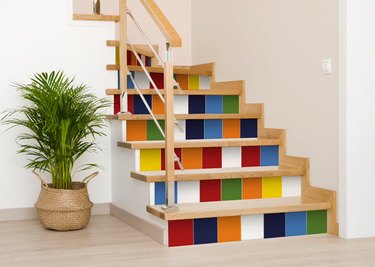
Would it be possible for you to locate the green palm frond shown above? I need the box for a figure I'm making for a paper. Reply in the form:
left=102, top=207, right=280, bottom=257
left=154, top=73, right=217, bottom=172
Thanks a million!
left=1, top=71, right=110, bottom=189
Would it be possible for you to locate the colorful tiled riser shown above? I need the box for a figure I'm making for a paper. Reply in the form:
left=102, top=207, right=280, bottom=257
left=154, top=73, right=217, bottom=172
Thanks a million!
left=168, top=210, right=327, bottom=247
left=138, top=145, right=279, bottom=171
left=126, top=118, right=254, bottom=141
left=150, top=176, right=301, bottom=205
left=116, top=49, right=153, bottom=67
left=126, top=94, right=239, bottom=115
left=113, top=71, right=213, bottom=114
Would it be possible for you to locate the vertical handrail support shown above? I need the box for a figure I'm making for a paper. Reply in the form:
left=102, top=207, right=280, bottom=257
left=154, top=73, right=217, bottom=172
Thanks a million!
left=119, top=0, right=128, bottom=114
left=163, top=43, right=178, bottom=211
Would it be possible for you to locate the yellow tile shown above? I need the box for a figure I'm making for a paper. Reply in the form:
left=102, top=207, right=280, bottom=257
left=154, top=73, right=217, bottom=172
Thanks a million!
left=140, top=149, right=161, bottom=171
left=262, top=177, right=282, bottom=198
left=188, top=75, right=200, bottom=90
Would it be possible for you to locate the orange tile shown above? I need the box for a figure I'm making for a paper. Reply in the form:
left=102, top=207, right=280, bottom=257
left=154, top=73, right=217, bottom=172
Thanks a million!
left=223, top=119, right=240, bottom=138
left=243, top=178, right=262, bottom=199
left=182, top=148, right=202, bottom=169
left=175, top=74, right=189, bottom=90
left=218, top=216, right=241, bottom=243
left=126, top=120, right=147, bottom=141
left=152, top=95, right=165, bottom=115
left=131, top=53, right=137, bottom=66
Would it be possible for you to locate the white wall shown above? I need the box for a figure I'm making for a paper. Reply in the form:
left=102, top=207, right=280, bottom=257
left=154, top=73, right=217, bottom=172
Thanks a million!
left=192, top=0, right=339, bottom=191
left=73, top=0, right=192, bottom=65
left=0, top=0, right=116, bottom=209
left=339, top=0, right=375, bottom=238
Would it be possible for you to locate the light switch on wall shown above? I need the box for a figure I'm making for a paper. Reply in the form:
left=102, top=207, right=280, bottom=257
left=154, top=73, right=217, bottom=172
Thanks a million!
left=322, top=59, right=332, bottom=74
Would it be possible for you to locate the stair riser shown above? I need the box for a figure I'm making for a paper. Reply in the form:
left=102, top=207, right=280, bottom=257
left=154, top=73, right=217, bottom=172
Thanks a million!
left=120, top=71, right=210, bottom=90
left=168, top=210, right=328, bottom=247
left=150, top=176, right=301, bottom=205
left=137, top=146, right=279, bottom=172
left=126, top=119, right=258, bottom=141
left=115, top=49, right=153, bottom=67
left=120, top=95, right=240, bottom=115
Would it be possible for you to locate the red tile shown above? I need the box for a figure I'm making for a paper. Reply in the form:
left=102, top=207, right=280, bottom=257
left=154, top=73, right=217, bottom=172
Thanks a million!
left=127, top=95, right=134, bottom=114
left=200, top=180, right=221, bottom=202
left=242, top=146, right=260, bottom=167
left=114, top=95, right=120, bottom=114
left=150, top=73, right=164, bottom=89
left=168, top=219, right=194, bottom=247
left=202, top=147, right=222, bottom=169
left=161, top=148, right=182, bottom=171
left=127, top=51, right=132, bottom=66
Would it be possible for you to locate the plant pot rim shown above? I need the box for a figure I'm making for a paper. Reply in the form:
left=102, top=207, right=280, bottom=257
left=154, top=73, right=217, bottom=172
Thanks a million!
left=41, top=182, right=88, bottom=192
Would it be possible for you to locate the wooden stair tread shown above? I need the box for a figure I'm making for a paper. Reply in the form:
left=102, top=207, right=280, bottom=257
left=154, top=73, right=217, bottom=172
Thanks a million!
left=106, top=88, right=241, bottom=96
left=118, top=138, right=280, bottom=149
left=106, top=65, right=213, bottom=76
left=106, top=41, right=155, bottom=58
left=131, top=166, right=304, bottom=182
left=147, top=197, right=331, bottom=221
left=115, top=113, right=260, bottom=120
left=73, top=14, right=120, bottom=22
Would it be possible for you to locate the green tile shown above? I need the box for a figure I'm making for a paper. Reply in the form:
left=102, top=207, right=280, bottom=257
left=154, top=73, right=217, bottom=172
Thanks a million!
left=222, top=179, right=242, bottom=201
left=147, top=120, right=165, bottom=140
left=307, top=210, right=327, bottom=234
left=223, top=96, right=239, bottom=114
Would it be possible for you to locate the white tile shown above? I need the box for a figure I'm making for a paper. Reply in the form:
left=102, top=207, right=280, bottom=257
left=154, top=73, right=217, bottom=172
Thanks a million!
left=149, top=183, right=155, bottom=206
left=122, top=121, right=127, bottom=142
left=222, top=147, right=242, bottom=168
left=199, top=76, right=210, bottom=90
left=177, top=181, right=200, bottom=203
left=134, top=149, right=140, bottom=172
left=134, top=72, right=150, bottom=89
left=141, top=55, right=146, bottom=66
left=241, top=214, right=264, bottom=240
left=282, top=176, right=302, bottom=197
left=174, top=120, right=186, bottom=141
left=174, top=95, right=189, bottom=114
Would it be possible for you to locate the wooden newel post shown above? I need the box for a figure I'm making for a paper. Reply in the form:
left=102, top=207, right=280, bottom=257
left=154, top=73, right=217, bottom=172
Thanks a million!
left=119, top=0, right=128, bottom=113
left=164, top=44, right=177, bottom=210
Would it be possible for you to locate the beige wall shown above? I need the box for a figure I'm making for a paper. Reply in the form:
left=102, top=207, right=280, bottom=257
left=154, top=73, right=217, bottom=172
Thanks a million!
left=73, top=0, right=192, bottom=65
left=192, top=0, right=338, bottom=190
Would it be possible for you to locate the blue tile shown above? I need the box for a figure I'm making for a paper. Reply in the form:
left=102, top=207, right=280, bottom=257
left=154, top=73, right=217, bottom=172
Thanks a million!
left=127, top=71, right=135, bottom=89
left=264, top=213, right=285, bottom=238
left=204, top=120, right=223, bottom=139
left=206, top=96, right=223, bottom=114
left=133, top=95, right=152, bottom=114
left=117, top=71, right=121, bottom=89
left=154, top=182, right=178, bottom=205
left=260, top=146, right=279, bottom=166
left=186, top=120, right=204, bottom=139
left=286, top=212, right=307, bottom=236
left=240, top=119, right=258, bottom=138
left=188, top=96, right=205, bottom=114
left=194, top=218, right=218, bottom=244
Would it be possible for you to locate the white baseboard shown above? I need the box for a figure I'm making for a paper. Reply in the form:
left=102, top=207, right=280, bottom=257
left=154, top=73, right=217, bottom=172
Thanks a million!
left=110, top=204, right=165, bottom=245
left=0, top=203, right=110, bottom=222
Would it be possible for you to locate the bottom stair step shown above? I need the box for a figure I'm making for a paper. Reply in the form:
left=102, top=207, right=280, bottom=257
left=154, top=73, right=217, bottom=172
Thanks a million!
left=147, top=196, right=331, bottom=220
left=147, top=197, right=331, bottom=247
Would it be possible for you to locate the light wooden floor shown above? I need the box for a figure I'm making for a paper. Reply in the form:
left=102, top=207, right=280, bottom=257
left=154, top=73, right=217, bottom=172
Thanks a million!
left=1, top=216, right=375, bottom=267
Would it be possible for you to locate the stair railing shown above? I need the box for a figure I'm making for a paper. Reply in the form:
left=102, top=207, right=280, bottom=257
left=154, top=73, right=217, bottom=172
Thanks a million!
left=127, top=40, right=184, bottom=132
left=127, top=10, right=184, bottom=95
left=118, top=0, right=182, bottom=210
left=127, top=72, right=184, bottom=171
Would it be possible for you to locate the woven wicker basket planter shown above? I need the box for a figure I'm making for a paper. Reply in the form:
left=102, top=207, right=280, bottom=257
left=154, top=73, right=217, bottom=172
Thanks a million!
left=34, top=172, right=97, bottom=231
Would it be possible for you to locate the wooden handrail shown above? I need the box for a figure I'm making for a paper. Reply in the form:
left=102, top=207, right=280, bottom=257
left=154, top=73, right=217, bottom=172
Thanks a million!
left=140, top=0, right=182, bottom=47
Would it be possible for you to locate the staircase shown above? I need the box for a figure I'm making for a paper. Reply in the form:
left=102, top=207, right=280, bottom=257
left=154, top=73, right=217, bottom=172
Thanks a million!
left=73, top=0, right=337, bottom=247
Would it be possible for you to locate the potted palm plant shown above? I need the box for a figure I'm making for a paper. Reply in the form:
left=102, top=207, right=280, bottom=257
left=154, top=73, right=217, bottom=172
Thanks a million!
left=2, top=71, right=109, bottom=231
